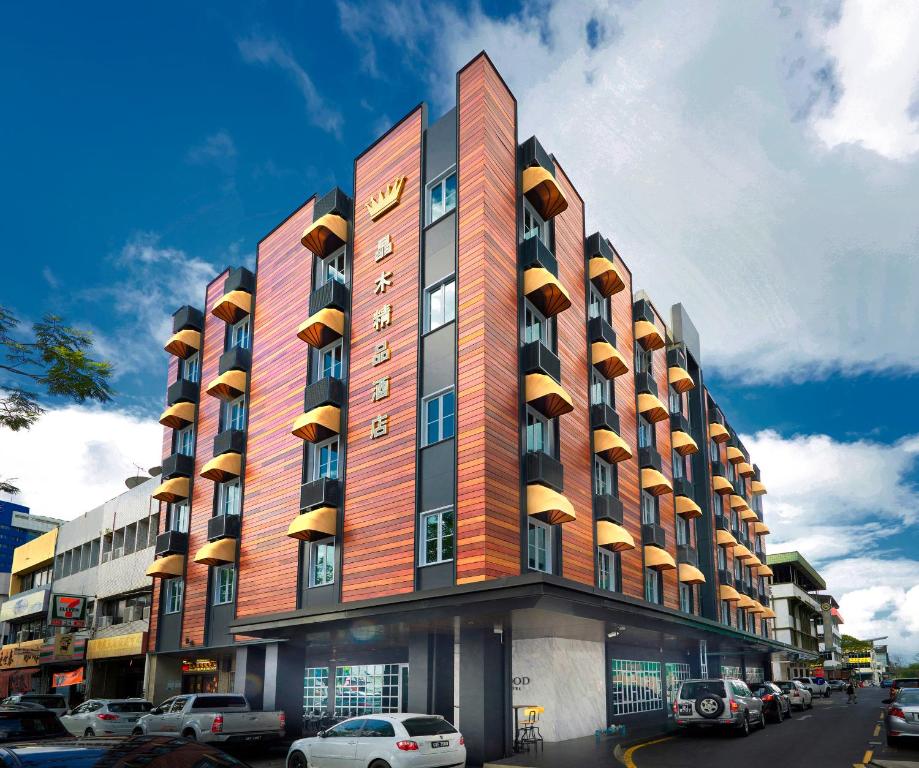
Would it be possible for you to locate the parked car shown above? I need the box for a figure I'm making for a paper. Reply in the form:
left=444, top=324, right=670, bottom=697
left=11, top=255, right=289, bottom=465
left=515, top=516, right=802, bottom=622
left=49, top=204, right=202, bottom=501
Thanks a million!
left=752, top=681, right=792, bottom=722
left=775, top=680, right=813, bottom=711
left=794, top=676, right=830, bottom=698
left=0, top=734, right=252, bottom=766
left=134, top=693, right=284, bottom=744
left=287, top=714, right=466, bottom=768
left=891, top=679, right=919, bottom=698
left=673, top=678, right=766, bottom=736
left=884, top=687, right=919, bottom=747
left=0, top=705, right=71, bottom=742
left=0, top=694, right=68, bottom=717
left=60, top=698, right=153, bottom=736
left=827, top=679, right=846, bottom=692
left=882, top=679, right=894, bottom=688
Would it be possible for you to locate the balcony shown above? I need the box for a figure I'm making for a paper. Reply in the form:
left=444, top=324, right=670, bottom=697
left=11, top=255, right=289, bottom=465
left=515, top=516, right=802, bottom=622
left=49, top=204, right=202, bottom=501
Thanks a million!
left=523, top=265, right=571, bottom=318
left=527, top=483, right=576, bottom=525
left=304, top=377, right=346, bottom=412
left=638, top=446, right=662, bottom=471
left=642, top=523, right=666, bottom=549
left=167, top=378, right=198, bottom=406
left=300, top=477, right=341, bottom=512
left=770, top=581, right=823, bottom=614
left=299, top=281, right=349, bottom=348
left=590, top=404, right=620, bottom=434
left=309, top=278, right=349, bottom=316
left=667, top=347, right=694, bottom=393
left=633, top=299, right=664, bottom=351
left=525, top=451, right=564, bottom=492
left=301, top=188, right=352, bottom=257
left=521, top=340, right=561, bottom=383
left=525, top=373, right=573, bottom=419
left=593, top=493, right=624, bottom=526
left=635, top=371, right=658, bottom=398
left=214, top=428, right=245, bottom=457
left=205, top=370, right=247, bottom=401
left=207, top=514, right=241, bottom=542
left=585, top=233, right=625, bottom=297
left=519, top=235, right=558, bottom=277
left=218, top=346, right=251, bottom=375
left=520, top=138, right=568, bottom=219
left=161, top=452, right=194, bottom=480
left=677, top=545, right=699, bottom=567
left=155, top=530, right=188, bottom=557
left=288, top=506, right=338, bottom=541
left=718, top=569, right=734, bottom=587
left=588, top=316, right=628, bottom=380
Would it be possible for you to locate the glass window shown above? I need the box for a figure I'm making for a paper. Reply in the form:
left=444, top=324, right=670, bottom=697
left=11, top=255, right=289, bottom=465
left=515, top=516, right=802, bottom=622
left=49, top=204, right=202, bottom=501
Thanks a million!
left=420, top=507, right=454, bottom=565
left=317, top=340, right=343, bottom=381
left=672, top=451, right=684, bottom=479
left=213, top=564, right=236, bottom=605
left=523, top=300, right=550, bottom=345
left=424, top=278, right=456, bottom=332
left=736, top=609, right=747, bottom=631
left=668, top=386, right=682, bottom=415
left=527, top=520, right=551, bottom=573
left=641, top=491, right=657, bottom=525
left=721, top=600, right=731, bottom=625
left=334, top=664, right=404, bottom=716
left=634, top=345, right=652, bottom=375
left=644, top=568, right=661, bottom=604
left=303, top=667, right=329, bottom=716
left=164, top=578, right=183, bottom=614
left=231, top=317, right=250, bottom=350
left=169, top=502, right=189, bottom=533
left=712, top=492, right=723, bottom=516
left=309, top=538, right=335, bottom=587
left=224, top=397, right=246, bottom=432
left=219, top=479, right=241, bottom=516
left=182, top=353, right=200, bottom=384
left=590, top=369, right=612, bottom=407
left=679, top=583, right=693, bottom=614
left=428, top=171, right=457, bottom=222
left=525, top=407, right=551, bottom=454
left=730, top=508, right=738, bottom=530
left=709, top=438, right=719, bottom=458
left=594, top=456, right=612, bottom=497
left=328, top=718, right=367, bottom=737
left=314, top=437, right=339, bottom=481
left=734, top=557, right=742, bottom=581
left=727, top=461, right=736, bottom=483
left=176, top=426, right=195, bottom=456
left=522, top=200, right=547, bottom=243
left=598, top=548, right=618, bottom=592
left=637, top=416, right=654, bottom=449
left=675, top=515, right=688, bottom=546
left=423, top=390, right=455, bottom=446
left=588, top=285, right=608, bottom=321
left=361, top=718, right=396, bottom=737
left=610, top=659, right=662, bottom=715
left=319, top=247, right=346, bottom=286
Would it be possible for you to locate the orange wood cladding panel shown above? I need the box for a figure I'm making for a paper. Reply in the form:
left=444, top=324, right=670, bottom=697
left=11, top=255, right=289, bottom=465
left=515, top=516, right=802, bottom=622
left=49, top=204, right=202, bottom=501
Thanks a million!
left=553, top=165, right=593, bottom=587
left=236, top=200, right=315, bottom=618
left=455, top=54, right=521, bottom=583
left=611, top=257, right=642, bottom=599
left=341, top=109, right=422, bottom=602
left=181, top=272, right=229, bottom=649
left=650, top=304, right=678, bottom=610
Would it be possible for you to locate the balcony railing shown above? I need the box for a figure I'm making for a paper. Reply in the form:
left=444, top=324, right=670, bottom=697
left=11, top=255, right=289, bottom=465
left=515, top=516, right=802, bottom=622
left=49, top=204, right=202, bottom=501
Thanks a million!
left=521, top=340, right=561, bottom=383
left=642, top=523, right=666, bottom=549
left=166, top=378, right=199, bottom=406
left=304, top=377, right=346, bottom=413
left=213, top=428, right=245, bottom=457
left=525, top=451, right=564, bottom=492
left=309, top=279, right=350, bottom=316
left=155, top=530, right=188, bottom=557
left=590, top=404, right=620, bottom=434
left=638, top=446, right=662, bottom=471
left=635, top=371, right=658, bottom=398
left=300, top=477, right=341, bottom=512
left=593, top=494, right=624, bottom=526
left=207, top=514, right=240, bottom=543
left=519, top=235, right=558, bottom=277
left=677, top=545, right=699, bottom=567
left=161, top=452, right=194, bottom=479
left=219, top=346, right=252, bottom=375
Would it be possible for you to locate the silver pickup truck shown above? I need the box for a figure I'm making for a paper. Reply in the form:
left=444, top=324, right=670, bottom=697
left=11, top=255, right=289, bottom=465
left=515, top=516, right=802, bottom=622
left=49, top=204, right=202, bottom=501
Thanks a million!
left=133, top=693, right=285, bottom=744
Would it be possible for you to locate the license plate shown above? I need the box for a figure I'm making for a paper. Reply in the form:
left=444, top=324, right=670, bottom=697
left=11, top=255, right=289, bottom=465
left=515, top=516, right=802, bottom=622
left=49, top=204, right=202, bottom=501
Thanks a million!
left=679, top=704, right=692, bottom=714
left=431, top=740, right=449, bottom=748
left=245, top=735, right=260, bottom=741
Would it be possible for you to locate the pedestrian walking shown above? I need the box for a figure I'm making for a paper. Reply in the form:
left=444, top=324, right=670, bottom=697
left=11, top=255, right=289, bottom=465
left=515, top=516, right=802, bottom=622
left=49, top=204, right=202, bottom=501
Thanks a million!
left=846, top=679, right=857, bottom=704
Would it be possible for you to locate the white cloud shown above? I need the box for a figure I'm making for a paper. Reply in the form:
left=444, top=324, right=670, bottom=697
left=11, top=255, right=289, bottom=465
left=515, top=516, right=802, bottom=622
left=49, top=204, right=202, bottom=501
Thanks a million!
left=0, top=405, right=161, bottom=520
left=186, top=131, right=237, bottom=169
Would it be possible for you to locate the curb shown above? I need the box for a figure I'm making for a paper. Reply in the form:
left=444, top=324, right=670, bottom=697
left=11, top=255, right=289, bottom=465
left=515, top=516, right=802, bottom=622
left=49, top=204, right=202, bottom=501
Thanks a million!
left=613, top=731, right=676, bottom=766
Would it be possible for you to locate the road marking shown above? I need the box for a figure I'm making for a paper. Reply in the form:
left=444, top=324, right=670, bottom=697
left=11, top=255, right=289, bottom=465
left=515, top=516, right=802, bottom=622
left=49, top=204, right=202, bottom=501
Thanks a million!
left=622, top=736, right=673, bottom=768
left=798, top=715, right=813, bottom=720
left=863, top=750, right=873, bottom=764
left=873, top=724, right=881, bottom=737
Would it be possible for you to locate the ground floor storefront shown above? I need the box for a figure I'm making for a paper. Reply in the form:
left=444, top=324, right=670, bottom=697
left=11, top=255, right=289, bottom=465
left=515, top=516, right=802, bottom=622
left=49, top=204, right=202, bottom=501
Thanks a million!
left=145, top=645, right=246, bottom=704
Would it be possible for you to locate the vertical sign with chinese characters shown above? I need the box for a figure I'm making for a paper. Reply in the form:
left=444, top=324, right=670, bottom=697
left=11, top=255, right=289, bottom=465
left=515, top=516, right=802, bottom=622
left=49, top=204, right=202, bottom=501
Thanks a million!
left=342, top=107, right=423, bottom=601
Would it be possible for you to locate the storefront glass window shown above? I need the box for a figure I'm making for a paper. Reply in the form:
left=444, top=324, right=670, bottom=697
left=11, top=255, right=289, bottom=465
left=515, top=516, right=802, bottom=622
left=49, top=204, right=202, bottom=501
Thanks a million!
left=334, top=664, right=404, bottom=717
left=303, top=667, right=329, bottom=716
left=610, top=659, right=662, bottom=715
left=746, top=667, right=764, bottom=684
left=721, top=664, right=742, bottom=679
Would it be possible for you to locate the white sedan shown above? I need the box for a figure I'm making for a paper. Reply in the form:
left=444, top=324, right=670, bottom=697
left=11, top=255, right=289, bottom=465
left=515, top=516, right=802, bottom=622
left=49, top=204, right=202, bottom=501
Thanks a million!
left=287, top=713, right=465, bottom=768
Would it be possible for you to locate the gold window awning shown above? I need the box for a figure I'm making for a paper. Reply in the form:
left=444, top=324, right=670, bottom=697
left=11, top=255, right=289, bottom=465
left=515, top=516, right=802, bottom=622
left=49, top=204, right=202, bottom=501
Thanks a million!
left=526, top=483, right=576, bottom=525
left=152, top=477, right=190, bottom=504
left=748, top=602, right=766, bottom=614
left=594, top=429, right=632, bottom=463
left=712, top=476, right=732, bottom=495
left=644, top=545, right=676, bottom=571
left=737, top=594, right=756, bottom=610
left=525, top=373, right=574, bottom=419
left=591, top=341, right=629, bottom=379
left=729, top=494, right=747, bottom=511
left=671, top=430, right=699, bottom=457
left=737, top=461, right=754, bottom=477
left=739, top=508, right=758, bottom=522
left=679, top=563, right=706, bottom=585
left=301, top=213, right=348, bottom=257
left=146, top=554, right=185, bottom=579
left=597, top=521, right=635, bottom=552
left=292, top=405, right=341, bottom=443
left=200, top=452, right=242, bottom=482
left=205, top=369, right=247, bottom=401
left=709, top=422, right=729, bottom=443
left=675, top=495, right=702, bottom=519
left=287, top=506, right=337, bottom=541
left=523, top=267, right=571, bottom=318
left=193, top=537, right=237, bottom=566
left=164, top=329, right=201, bottom=359
left=637, top=392, right=668, bottom=423
left=746, top=554, right=762, bottom=569
left=159, top=401, right=195, bottom=429
left=668, top=366, right=694, bottom=393
left=760, top=606, right=777, bottom=619
left=297, top=308, right=345, bottom=348
left=641, top=468, right=672, bottom=496
left=588, top=256, right=625, bottom=297
left=521, top=166, right=569, bottom=219
left=726, top=446, right=744, bottom=463
left=719, top=584, right=741, bottom=601
left=752, top=521, right=771, bottom=535
left=211, top=290, right=252, bottom=324
left=634, top=320, right=665, bottom=351
left=733, top=544, right=753, bottom=560
left=716, top=529, right=737, bottom=548
left=751, top=480, right=767, bottom=495
left=757, top=564, right=774, bottom=577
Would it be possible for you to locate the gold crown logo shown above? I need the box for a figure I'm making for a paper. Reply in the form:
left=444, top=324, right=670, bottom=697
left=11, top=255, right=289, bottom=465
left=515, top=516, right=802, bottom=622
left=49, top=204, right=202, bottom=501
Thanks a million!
left=366, top=176, right=406, bottom=221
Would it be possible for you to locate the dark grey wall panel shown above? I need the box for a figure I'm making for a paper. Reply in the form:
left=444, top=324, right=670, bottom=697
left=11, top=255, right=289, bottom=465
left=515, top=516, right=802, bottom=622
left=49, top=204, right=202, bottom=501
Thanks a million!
left=422, top=326, right=456, bottom=396
left=420, top=439, right=455, bottom=511
left=417, top=561, right=453, bottom=590
left=207, top=602, right=235, bottom=647
left=424, top=215, right=456, bottom=287
left=158, top=610, right=182, bottom=653
left=425, top=108, right=457, bottom=182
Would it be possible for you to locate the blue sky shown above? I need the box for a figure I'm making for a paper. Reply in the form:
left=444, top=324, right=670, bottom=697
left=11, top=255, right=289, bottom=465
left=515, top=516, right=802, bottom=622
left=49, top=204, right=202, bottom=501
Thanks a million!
left=2, top=1, right=918, bottom=655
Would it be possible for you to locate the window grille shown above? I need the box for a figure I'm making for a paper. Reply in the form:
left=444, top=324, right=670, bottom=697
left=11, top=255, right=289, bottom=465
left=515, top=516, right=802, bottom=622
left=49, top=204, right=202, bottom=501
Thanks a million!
left=610, top=659, right=662, bottom=715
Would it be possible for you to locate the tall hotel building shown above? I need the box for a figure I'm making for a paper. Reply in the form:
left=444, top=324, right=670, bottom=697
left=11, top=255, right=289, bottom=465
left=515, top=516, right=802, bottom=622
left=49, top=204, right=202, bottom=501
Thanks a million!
left=147, top=54, right=790, bottom=763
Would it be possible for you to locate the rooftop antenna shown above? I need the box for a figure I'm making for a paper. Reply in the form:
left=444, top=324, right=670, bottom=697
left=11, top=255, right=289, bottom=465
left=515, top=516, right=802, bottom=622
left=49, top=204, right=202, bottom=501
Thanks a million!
left=124, top=462, right=150, bottom=490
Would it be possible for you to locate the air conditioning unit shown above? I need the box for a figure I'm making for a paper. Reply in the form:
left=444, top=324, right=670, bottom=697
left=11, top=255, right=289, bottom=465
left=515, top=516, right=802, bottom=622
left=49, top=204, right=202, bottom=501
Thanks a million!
left=101, top=552, right=112, bottom=563
left=97, top=616, right=113, bottom=629
left=124, top=606, right=141, bottom=623
left=142, top=606, right=151, bottom=621
left=16, top=630, right=30, bottom=643
left=112, top=547, right=123, bottom=560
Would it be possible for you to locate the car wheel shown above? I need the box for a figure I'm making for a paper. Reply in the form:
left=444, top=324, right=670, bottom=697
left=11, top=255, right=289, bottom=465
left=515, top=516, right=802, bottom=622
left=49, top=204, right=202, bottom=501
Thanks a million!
left=287, top=752, right=308, bottom=768
left=738, top=712, right=751, bottom=737
left=132, top=728, right=144, bottom=736
left=83, top=728, right=95, bottom=737
left=182, top=729, right=196, bottom=741
left=368, top=761, right=392, bottom=768
left=759, top=710, right=767, bottom=730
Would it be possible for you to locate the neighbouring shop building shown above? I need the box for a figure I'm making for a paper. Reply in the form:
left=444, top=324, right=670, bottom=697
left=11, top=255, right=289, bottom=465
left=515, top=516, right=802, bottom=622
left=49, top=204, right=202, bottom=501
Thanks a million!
left=768, top=551, right=824, bottom=680
left=814, top=594, right=844, bottom=677
left=146, top=52, right=798, bottom=764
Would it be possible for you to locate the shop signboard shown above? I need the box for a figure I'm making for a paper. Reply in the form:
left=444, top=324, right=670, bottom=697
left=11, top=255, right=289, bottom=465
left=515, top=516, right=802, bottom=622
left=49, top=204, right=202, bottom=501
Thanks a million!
left=0, top=639, right=42, bottom=670
left=47, top=594, right=87, bottom=628
left=39, top=634, right=86, bottom=664
left=0, top=587, right=49, bottom=622
left=182, top=658, right=218, bottom=674
left=86, top=632, right=147, bottom=660
left=52, top=668, right=84, bottom=687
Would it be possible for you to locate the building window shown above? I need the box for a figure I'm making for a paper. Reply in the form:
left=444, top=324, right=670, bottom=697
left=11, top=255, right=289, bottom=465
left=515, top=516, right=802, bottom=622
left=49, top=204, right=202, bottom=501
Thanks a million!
left=712, top=492, right=723, bottom=516
left=721, top=600, right=731, bottom=625
left=727, top=461, right=736, bottom=483
left=231, top=317, right=250, bottom=350
left=527, top=519, right=552, bottom=573
left=224, top=397, right=246, bottom=432
left=313, top=437, right=339, bottom=481
left=717, top=545, right=727, bottom=571
left=588, top=284, right=609, bottom=322
left=428, top=170, right=457, bottom=223
left=721, top=664, right=742, bottom=679
left=590, top=369, right=612, bottom=407
left=522, top=199, right=547, bottom=243
left=422, top=389, right=455, bottom=446
left=746, top=667, right=764, bottom=685
left=679, top=583, right=693, bottom=614
left=182, top=353, right=200, bottom=383
left=668, top=386, right=682, bottom=415
left=303, top=667, right=330, bottom=716
left=598, top=548, right=618, bottom=592
left=709, top=438, right=719, bottom=459
left=526, top=406, right=552, bottom=454
left=218, top=479, right=241, bottom=517
left=736, top=609, right=747, bottom=631
left=641, top=491, right=657, bottom=525
left=634, top=344, right=652, bottom=375
left=730, top=507, right=738, bottom=530
left=334, top=663, right=405, bottom=717
left=672, top=451, right=684, bottom=479
left=213, top=564, right=236, bottom=605
left=523, top=300, right=550, bottom=345
left=168, top=502, right=189, bottom=533
left=610, top=659, right=662, bottom=715
left=734, top=557, right=742, bottom=582
left=675, top=515, right=689, bottom=546
left=637, top=416, right=654, bottom=449
left=164, top=578, right=183, bottom=614
left=420, top=507, right=454, bottom=565
left=316, top=340, right=342, bottom=381
left=594, top=456, right=613, bottom=497
left=644, top=568, right=662, bottom=604
left=309, top=538, right=335, bottom=587
left=318, top=247, right=346, bottom=286
left=424, top=278, right=456, bottom=332
left=176, top=426, right=195, bottom=456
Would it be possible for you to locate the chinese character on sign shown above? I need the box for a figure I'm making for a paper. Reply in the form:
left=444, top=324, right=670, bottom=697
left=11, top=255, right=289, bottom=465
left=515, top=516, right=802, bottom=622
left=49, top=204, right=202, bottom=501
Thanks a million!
left=371, top=376, right=390, bottom=402
left=374, top=234, right=393, bottom=263
left=372, top=304, right=392, bottom=331
left=370, top=414, right=389, bottom=439
left=372, top=341, right=391, bottom=366
left=375, top=271, right=393, bottom=294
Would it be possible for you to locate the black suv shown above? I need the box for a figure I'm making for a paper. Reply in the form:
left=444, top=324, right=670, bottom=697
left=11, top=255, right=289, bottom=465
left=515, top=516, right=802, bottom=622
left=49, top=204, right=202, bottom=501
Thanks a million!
left=752, top=681, right=792, bottom=723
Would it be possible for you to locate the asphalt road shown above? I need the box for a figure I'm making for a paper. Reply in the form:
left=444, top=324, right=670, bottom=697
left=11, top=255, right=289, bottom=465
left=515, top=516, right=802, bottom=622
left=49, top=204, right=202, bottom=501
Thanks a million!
left=624, top=687, right=916, bottom=768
